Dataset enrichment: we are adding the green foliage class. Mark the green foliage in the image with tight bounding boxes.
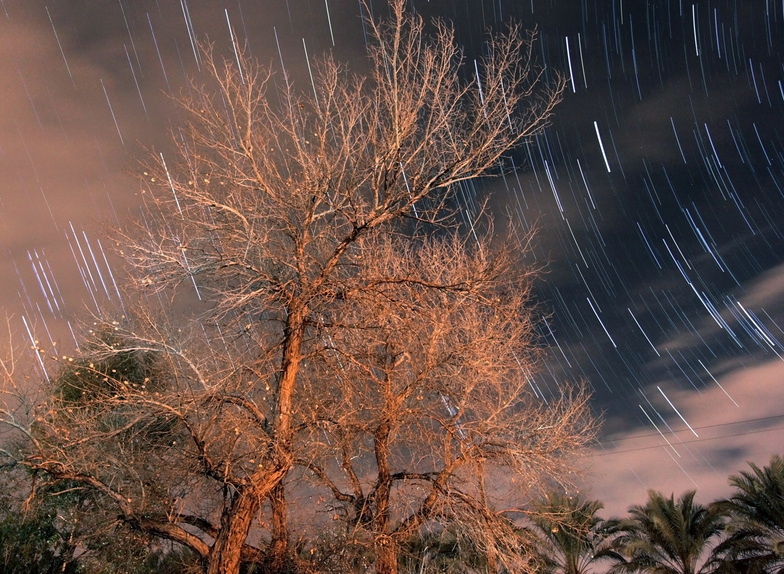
[299,528,375,574]
[49,331,164,408]
[305,526,494,574]
[39,329,181,455]
[76,539,201,574]
[711,455,784,573]
[0,511,79,574]
[524,492,608,574]
[399,527,493,573]
[0,468,200,574]
[0,478,78,574]
[2,333,197,573]
[602,490,727,574]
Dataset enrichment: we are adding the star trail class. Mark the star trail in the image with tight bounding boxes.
[1,0,783,514]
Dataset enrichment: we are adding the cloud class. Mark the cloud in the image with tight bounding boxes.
[0,9,145,315]
[586,356,784,517]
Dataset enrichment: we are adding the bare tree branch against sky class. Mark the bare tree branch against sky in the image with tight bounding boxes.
[1,0,784,523]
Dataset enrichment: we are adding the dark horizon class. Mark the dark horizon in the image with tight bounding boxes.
[1,0,784,517]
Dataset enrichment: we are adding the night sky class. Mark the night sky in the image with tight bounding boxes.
[2,0,784,517]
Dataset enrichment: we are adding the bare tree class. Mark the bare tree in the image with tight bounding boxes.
[0,2,594,574]
[294,230,596,573]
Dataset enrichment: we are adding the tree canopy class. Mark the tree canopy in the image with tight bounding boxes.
[601,490,727,574]
[0,2,597,574]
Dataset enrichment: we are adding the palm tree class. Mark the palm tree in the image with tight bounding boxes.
[601,489,727,574]
[523,492,610,574]
[711,455,784,574]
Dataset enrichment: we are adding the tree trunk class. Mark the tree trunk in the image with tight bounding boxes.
[275,301,305,451]
[373,420,398,574]
[375,536,398,574]
[263,301,305,572]
[206,488,261,574]
[269,481,289,572]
